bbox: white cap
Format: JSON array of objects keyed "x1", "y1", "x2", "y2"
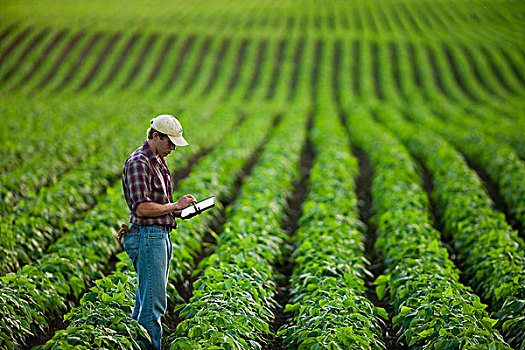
[{"x1": 150, "y1": 114, "x2": 189, "y2": 146}]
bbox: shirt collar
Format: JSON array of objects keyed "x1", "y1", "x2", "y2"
[{"x1": 141, "y1": 140, "x2": 157, "y2": 162}]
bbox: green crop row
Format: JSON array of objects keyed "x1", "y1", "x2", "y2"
[
  {"x1": 344, "y1": 107, "x2": 510, "y2": 349},
  {"x1": 168, "y1": 107, "x2": 306, "y2": 349},
  {"x1": 278, "y1": 104, "x2": 386, "y2": 349},
  {"x1": 414, "y1": 101, "x2": 525, "y2": 233},
  {"x1": 377, "y1": 106, "x2": 525, "y2": 348}
]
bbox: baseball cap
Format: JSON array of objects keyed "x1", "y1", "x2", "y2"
[{"x1": 150, "y1": 114, "x2": 189, "y2": 146}]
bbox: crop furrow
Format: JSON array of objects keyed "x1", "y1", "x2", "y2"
[
  {"x1": 12, "y1": 28, "x2": 67, "y2": 90},
  {"x1": 425, "y1": 44, "x2": 449, "y2": 99},
  {"x1": 288, "y1": 37, "x2": 305, "y2": 102},
  {"x1": 162, "y1": 34, "x2": 196, "y2": 92},
  {"x1": 181, "y1": 36, "x2": 212, "y2": 94},
  {"x1": 96, "y1": 32, "x2": 139, "y2": 91},
  {"x1": 343, "y1": 107, "x2": 511, "y2": 348},
  {"x1": 377, "y1": 106, "x2": 525, "y2": 348},
  {"x1": 119, "y1": 33, "x2": 159, "y2": 90},
  {"x1": 0, "y1": 26, "x2": 32, "y2": 66},
  {"x1": 498, "y1": 46, "x2": 525, "y2": 87},
  {"x1": 371, "y1": 41, "x2": 383, "y2": 101},
  {"x1": 145, "y1": 34, "x2": 177, "y2": 85},
  {"x1": 76, "y1": 32, "x2": 122, "y2": 92},
  {"x1": 34, "y1": 30, "x2": 85, "y2": 90},
  {"x1": 265, "y1": 39, "x2": 286, "y2": 100},
  {"x1": 442, "y1": 44, "x2": 480, "y2": 102},
  {"x1": 406, "y1": 43, "x2": 422, "y2": 91},
  {"x1": 200, "y1": 37, "x2": 230, "y2": 96},
  {"x1": 0, "y1": 27, "x2": 49, "y2": 83},
  {"x1": 224, "y1": 38, "x2": 248, "y2": 96},
  {"x1": 53, "y1": 31, "x2": 103, "y2": 91},
  {"x1": 243, "y1": 39, "x2": 267, "y2": 101},
  {"x1": 479, "y1": 46, "x2": 521, "y2": 95}
]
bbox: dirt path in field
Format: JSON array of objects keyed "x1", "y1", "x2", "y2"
[
  {"x1": 352, "y1": 147, "x2": 407, "y2": 350},
  {"x1": 181, "y1": 36, "x2": 212, "y2": 94},
  {"x1": 371, "y1": 41, "x2": 384, "y2": 100},
  {"x1": 0, "y1": 27, "x2": 49, "y2": 83},
  {"x1": 119, "y1": 33, "x2": 159, "y2": 90},
  {"x1": 352, "y1": 40, "x2": 361, "y2": 97},
  {"x1": 201, "y1": 37, "x2": 230, "y2": 96},
  {"x1": 463, "y1": 158, "x2": 524, "y2": 238},
  {"x1": 287, "y1": 37, "x2": 305, "y2": 102},
  {"x1": 145, "y1": 34, "x2": 176, "y2": 85},
  {"x1": 97, "y1": 33, "x2": 139, "y2": 91},
  {"x1": 161, "y1": 113, "x2": 283, "y2": 348},
  {"x1": 223, "y1": 38, "x2": 248, "y2": 98},
  {"x1": 244, "y1": 39, "x2": 267, "y2": 101},
  {"x1": 265, "y1": 39, "x2": 286, "y2": 100},
  {"x1": 0, "y1": 26, "x2": 32, "y2": 65},
  {"x1": 266, "y1": 112, "x2": 315, "y2": 350},
  {"x1": 35, "y1": 30, "x2": 85, "y2": 90},
  {"x1": 163, "y1": 34, "x2": 195, "y2": 92},
  {"x1": 14, "y1": 29, "x2": 67, "y2": 90},
  {"x1": 76, "y1": 31, "x2": 122, "y2": 92}
]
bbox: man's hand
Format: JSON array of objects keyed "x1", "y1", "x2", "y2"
[{"x1": 174, "y1": 194, "x2": 197, "y2": 210}]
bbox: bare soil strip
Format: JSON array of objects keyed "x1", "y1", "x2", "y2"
[
  {"x1": 201, "y1": 37, "x2": 230, "y2": 96},
  {"x1": 352, "y1": 40, "x2": 361, "y2": 97},
  {"x1": 15, "y1": 29, "x2": 67, "y2": 89},
  {"x1": 244, "y1": 39, "x2": 267, "y2": 100},
  {"x1": 266, "y1": 112, "x2": 315, "y2": 350},
  {"x1": 1, "y1": 28, "x2": 49, "y2": 83},
  {"x1": 425, "y1": 45, "x2": 448, "y2": 98},
  {"x1": 265, "y1": 39, "x2": 286, "y2": 100},
  {"x1": 371, "y1": 41, "x2": 383, "y2": 100},
  {"x1": 35, "y1": 30, "x2": 85, "y2": 90},
  {"x1": 97, "y1": 33, "x2": 139, "y2": 91},
  {"x1": 498, "y1": 47, "x2": 525, "y2": 86},
  {"x1": 181, "y1": 36, "x2": 212, "y2": 94},
  {"x1": 224, "y1": 38, "x2": 248, "y2": 95},
  {"x1": 119, "y1": 33, "x2": 159, "y2": 90},
  {"x1": 0, "y1": 26, "x2": 32, "y2": 65},
  {"x1": 54, "y1": 32, "x2": 103, "y2": 91},
  {"x1": 287, "y1": 37, "x2": 305, "y2": 101},
  {"x1": 163, "y1": 34, "x2": 195, "y2": 92},
  {"x1": 389, "y1": 42, "x2": 404, "y2": 99},
  {"x1": 76, "y1": 32, "x2": 122, "y2": 91},
  {"x1": 146, "y1": 34, "x2": 176, "y2": 85},
  {"x1": 406, "y1": 43, "x2": 422, "y2": 90},
  {"x1": 442, "y1": 44, "x2": 479, "y2": 102}
]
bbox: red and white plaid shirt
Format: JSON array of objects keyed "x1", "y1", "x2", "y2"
[{"x1": 122, "y1": 141, "x2": 176, "y2": 228}]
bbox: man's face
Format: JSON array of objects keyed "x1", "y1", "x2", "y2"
[{"x1": 154, "y1": 133, "x2": 176, "y2": 157}]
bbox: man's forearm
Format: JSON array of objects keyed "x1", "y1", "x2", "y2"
[{"x1": 136, "y1": 202, "x2": 182, "y2": 218}]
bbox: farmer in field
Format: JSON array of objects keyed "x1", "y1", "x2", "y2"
[{"x1": 120, "y1": 114, "x2": 196, "y2": 350}]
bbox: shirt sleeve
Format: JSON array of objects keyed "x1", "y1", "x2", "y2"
[{"x1": 125, "y1": 159, "x2": 152, "y2": 213}]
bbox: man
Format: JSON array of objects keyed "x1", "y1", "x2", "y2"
[{"x1": 121, "y1": 114, "x2": 196, "y2": 349}]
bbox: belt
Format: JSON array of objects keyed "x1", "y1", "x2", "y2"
[{"x1": 153, "y1": 224, "x2": 173, "y2": 232}]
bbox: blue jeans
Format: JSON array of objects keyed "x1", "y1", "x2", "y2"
[{"x1": 123, "y1": 224, "x2": 172, "y2": 350}]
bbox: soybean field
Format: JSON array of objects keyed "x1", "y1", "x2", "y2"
[{"x1": 0, "y1": 0, "x2": 524, "y2": 349}]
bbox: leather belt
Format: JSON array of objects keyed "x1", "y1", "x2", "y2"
[{"x1": 153, "y1": 224, "x2": 173, "y2": 232}]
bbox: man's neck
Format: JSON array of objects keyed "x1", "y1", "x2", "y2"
[{"x1": 146, "y1": 139, "x2": 158, "y2": 156}]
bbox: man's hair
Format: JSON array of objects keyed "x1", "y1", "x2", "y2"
[{"x1": 147, "y1": 127, "x2": 168, "y2": 140}]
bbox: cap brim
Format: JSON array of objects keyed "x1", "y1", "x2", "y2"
[{"x1": 169, "y1": 134, "x2": 189, "y2": 146}]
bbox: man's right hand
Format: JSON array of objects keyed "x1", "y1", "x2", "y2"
[{"x1": 174, "y1": 194, "x2": 197, "y2": 210}]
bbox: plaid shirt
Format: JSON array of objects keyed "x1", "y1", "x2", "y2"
[{"x1": 122, "y1": 141, "x2": 176, "y2": 228}]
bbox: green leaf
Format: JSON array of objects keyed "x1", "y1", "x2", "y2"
[
  {"x1": 376, "y1": 307, "x2": 388, "y2": 320},
  {"x1": 376, "y1": 284, "x2": 387, "y2": 300}
]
